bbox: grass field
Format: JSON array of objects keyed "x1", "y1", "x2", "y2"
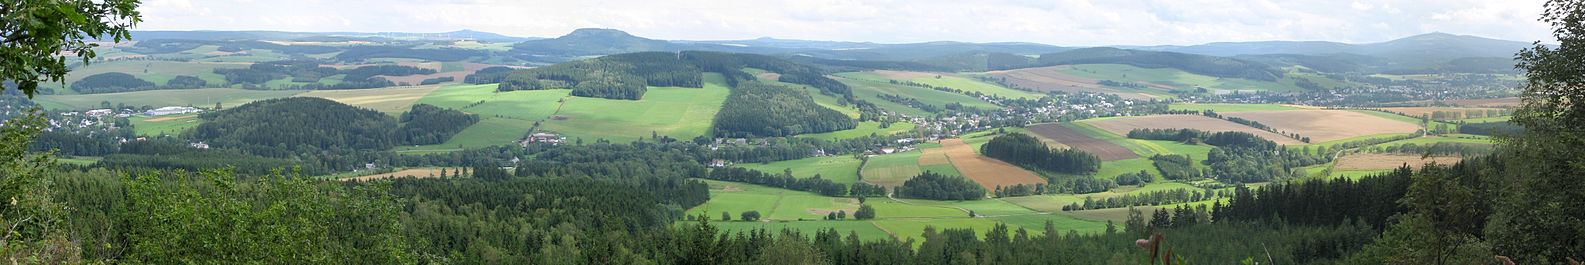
[
  {"x1": 1058, "y1": 206, "x2": 1157, "y2": 223},
  {"x1": 894, "y1": 198, "x2": 1036, "y2": 216},
  {"x1": 736, "y1": 155, "x2": 864, "y2": 184},
  {"x1": 992, "y1": 214, "x2": 1108, "y2": 234},
  {"x1": 873, "y1": 218, "x2": 1019, "y2": 245},
  {"x1": 868, "y1": 200, "x2": 968, "y2": 218},
  {"x1": 797, "y1": 121, "x2": 917, "y2": 141},
  {"x1": 56, "y1": 156, "x2": 102, "y2": 166},
  {"x1": 686, "y1": 179, "x2": 862, "y2": 221},
  {"x1": 35, "y1": 88, "x2": 304, "y2": 111},
  {"x1": 1168, "y1": 103, "x2": 1303, "y2": 113},
  {"x1": 538, "y1": 74, "x2": 730, "y2": 142},
  {"x1": 412, "y1": 84, "x2": 499, "y2": 109},
  {"x1": 858, "y1": 71, "x2": 1046, "y2": 100},
  {"x1": 834, "y1": 73, "x2": 1001, "y2": 116},
  {"x1": 1056, "y1": 64, "x2": 1319, "y2": 92},
  {"x1": 1002, "y1": 195, "x2": 1086, "y2": 212},
  {"x1": 55, "y1": 61, "x2": 246, "y2": 86},
  {"x1": 861, "y1": 150, "x2": 925, "y2": 187},
  {"x1": 394, "y1": 117, "x2": 535, "y2": 150},
  {"x1": 697, "y1": 220, "x2": 893, "y2": 241},
  {"x1": 129, "y1": 115, "x2": 203, "y2": 136}
]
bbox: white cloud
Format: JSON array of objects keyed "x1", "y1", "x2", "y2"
[{"x1": 133, "y1": 0, "x2": 1554, "y2": 46}]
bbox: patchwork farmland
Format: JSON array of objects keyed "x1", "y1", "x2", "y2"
[
  {"x1": 984, "y1": 66, "x2": 1163, "y2": 99},
  {"x1": 1221, "y1": 110, "x2": 1423, "y2": 143},
  {"x1": 936, "y1": 139, "x2": 1047, "y2": 189},
  {"x1": 1024, "y1": 124, "x2": 1140, "y2": 161},
  {"x1": 1083, "y1": 114, "x2": 1307, "y2": 145}
]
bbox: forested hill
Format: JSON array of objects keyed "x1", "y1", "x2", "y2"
[
  {"x1": 468, "y1": 51, "x2": 853, "y2": 100},
  {"x1": 185, "y1": 97, "x2": 400, "y2": 157},
  {"x1": 1033, "y1": 47, "x2": 1286, "y2": 81}
]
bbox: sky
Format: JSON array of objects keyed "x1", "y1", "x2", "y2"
[{"x1": 138, "y1": 0, "x2": 1554, "y2": 46}]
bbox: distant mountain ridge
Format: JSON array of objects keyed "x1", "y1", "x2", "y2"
[
  {"x1": 1124, "y1": 32, "x2": 1531, "y2": 59},
  {"x1": 124, "y1": 29, "x2": 537, "y2": 42},
  {"x1": 121, "y1": 28, "x2": 1535, "y2": 74}
]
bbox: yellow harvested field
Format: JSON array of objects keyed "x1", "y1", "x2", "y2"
[
  {"x1": 1083, "y1": 114, "x2": 1307, "y2": 145},
  {"x1": 918, "y1": 146, "x2": 950, "y2": 166},
  {"x1": 1222, "y1": 110, "x2": 1422, "y2": 143},
  {"x1": 340, "y1": 168, "x2": 458, "y2": 181},
  {"x1": 1334, "y1": 153, "x2": 1464, "y2": 171},
  {"x1": 296, "y1": 85, "x2": 441, "y2": 113},
  {"x1": 939, "y1": 139, "x2": 1046, "y2": 189}
]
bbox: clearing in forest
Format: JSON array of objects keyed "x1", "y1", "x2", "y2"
[
  {"x1": 938, "y1": 139, "x2": 1047, "y2": 190},
  {"x1": 1024, "y1": 124, "x2": 1140, "y2": 161},
  {"x1": 339, "y1": 168, "x2": 454, "y2": 181},
  {"x1": 1333, "y1": 153, "x2": 1464, "y2": 171},
  {"x1": 1082, "y1": 114, "x2": 1307, "y2": 145},
  {"x1": 1221, "y1": 110, "x2": 1423, "y2": 143}
]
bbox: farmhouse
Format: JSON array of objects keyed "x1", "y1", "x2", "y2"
[
  {"x1": 524, "y1": 133, "x2": 563, "y2": 144},
  {"x1": 85, "y1": 109, "x2": 113, "y2": 116},
  {"x1": 144, "y1": 106, "x2": 202, "y2": 117}
]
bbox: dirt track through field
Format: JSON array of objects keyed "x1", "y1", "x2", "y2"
[
  {"x1": 1083, "y1": 114, "x2": 1307, "y2": 145},
  {"x1": 938, "y1": 139, "x2": 1046, "y2": 190},
  {"x1": 1222, "y1": 110, "x2": 1422, "y2": 143},
  {"x1": 1024, "y1": 124, "x2": 1140, "y2": 161},
  {"x1": 985, "y1": 66, "x2": 1160, "y2": 100},
  {"x1": 1334, "y1": 153, "x2": 1464, "y2": 171}
]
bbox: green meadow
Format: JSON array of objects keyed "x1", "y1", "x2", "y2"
[
  {"x1": 696, "y1": 220, "x2": 893, "y2": 241},
  {"x1": 129, "y1": 115, "x2": 204, "y2": 136},
  {"x1": 860, "y1": 150, "x2": 925, "y2": 186},
  {"x1": 735, "y1": 155, "x2": 865, "y2": 184},
  {"x1": 538, "y1": 73, "x2": 730, "y2": 142},
  {"x1": 1056, "y1": 64, "x2": 1328, "y2": 92},
  {"x1": 686, "y1": 179, "x2": 862, "y2": 221},
  {"x1": 35, "y1": 88, "x2": 303, "y2": 111},
  {"x1": 900, "y1": 74, "x2": 1046, "y2": 100}
]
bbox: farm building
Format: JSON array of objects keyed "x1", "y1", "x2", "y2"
[
  {"x1": 144, "y1": 106, "x2": 202, "y2": 117},
  {"x1": 524, "y1": 133, "x2": 563, "y2": 144}
]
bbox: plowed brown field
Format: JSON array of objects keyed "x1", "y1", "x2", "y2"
[{"x1": 1024, "y1": 124, "x2": 1140, "y2": 161}]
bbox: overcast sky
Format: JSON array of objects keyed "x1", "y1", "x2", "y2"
[{"x1": 138, "y1": 0, "x2": 1553, "y2": 46}]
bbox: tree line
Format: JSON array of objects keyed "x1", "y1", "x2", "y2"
[{"x1": 979, "y1": 133, "x2": 1101, "y2": 175}]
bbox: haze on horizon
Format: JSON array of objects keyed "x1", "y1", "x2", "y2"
[{"x1": 139, "y1": 0, "x2": 1552, "y2": 46}]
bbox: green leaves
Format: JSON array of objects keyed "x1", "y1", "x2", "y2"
[{"x1": 1, "y1": 0, "x2": 142, "y2": 98}]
